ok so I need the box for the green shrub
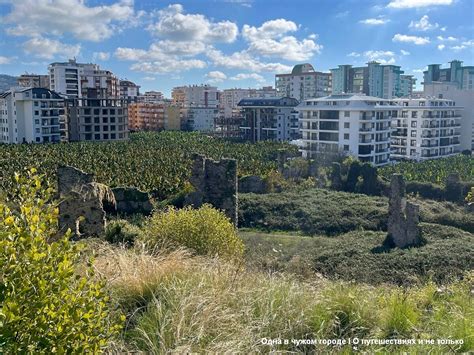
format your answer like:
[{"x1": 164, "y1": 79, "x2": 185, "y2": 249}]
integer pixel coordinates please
[
  {"x1": 140, "y1": 205, "x2": 244, "y2": 260},
  {"x1": 0, "y1": 169, "x2": 123, "y2": 353},
  {"x1": 105, "y1": 219, "x2": 142, "y2": 246}
]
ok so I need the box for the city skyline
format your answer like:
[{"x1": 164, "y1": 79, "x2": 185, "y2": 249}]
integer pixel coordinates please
[{"x1": 0, "y1": 0, "x2": 473, "y2": 96}]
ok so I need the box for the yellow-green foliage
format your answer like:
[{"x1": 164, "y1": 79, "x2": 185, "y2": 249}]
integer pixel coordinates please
[
  {"x1": 0, "y1": 169, "x2": 123, "y2": 353},
  {"x1": 466, "y1": 187, "x2": 474, "y2": 204},
  {"x1": 140, "y1": 205, "x2": 244, "y2": 260}
]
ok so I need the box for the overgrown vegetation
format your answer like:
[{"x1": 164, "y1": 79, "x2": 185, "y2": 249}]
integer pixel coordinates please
[
  {"x1": 0, "y1": 170, "x2": 122, "y2": 353},
  {"x1": 0, "y1": 131, "x2": 297, "y2": 198},
  {"x1": 93, "y1": 243, "x2": 473, "y2": 353},
  {"x1": 239, "y1": 188, "x2": 474, "y2": 235},
  {"x1": 379, "y1": 155, "x2": 473, "y2": 185}
]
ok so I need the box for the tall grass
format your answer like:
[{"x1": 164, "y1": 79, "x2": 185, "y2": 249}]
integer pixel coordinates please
[{"x1": 91, "y1": 243, "x2": 473, "y2": 353}]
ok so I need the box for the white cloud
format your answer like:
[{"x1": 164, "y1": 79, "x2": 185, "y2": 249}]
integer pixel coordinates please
[
  {"x1": 0, "y1": 56, "x2": 14, "y2": 64},
  {"x1": 412, "y1": 68, "x2": 426, "y2": 73},
  {"x1": 347, "y1": 52, "x2": 361, "y2": 57},
  {"x1": 4, "y1": 0, "x2": 136, "y2": 42},
  {"x1": 392, "y1": 34, "x2": 430, "y2": 45},
  {"x1": 364, "y1": 50, "x2": 396, "y2": 64},
  {"x1": 400, "y1": 49, "x2": 410, "y2": 55},
  {"x1": 93, "y1": 52, "x2": 110, "y2": 61},
  {"x1": 207, "y1": 49, "x2": 292, "y2": 73},
  {"x1": 437, "y1": 44, "x2": 445, "y2": 50},
  {"x1": 242, "y1": 19, "x2": 321, "y2": 61},
  {"x1": 450, "y1": 40, "x2": 474, "y2": 51},
  {"x1": 387, "y1": 0, "x2": 453, "y2": 9},
  {"x1": 148, "y1": 4, "x2": 238, "y2": 43},
  {"x1": 206, "y1": 71, "x2": 227, "y2": 83},
  {"x1": 130, "y1": 59, "x2": 206, "y2": 74},
  {"x1": 409, "y1": 15, "x2": 439, "y2": 31},
  {"x1": 142, "y1": 76, "x2": 156, "y2": 81},
  {"x1": 359, "y1": 17, "x2": 390, "y2": 25},
  {"x1": 437, "y1": 35, "x2": 458, "y2": 42},
  {"x1": 22, "y1": 36, "x2": 80, "y2": 59},
  {"x1": 230, "y1": 73, "x2": 265, "y2": 83},
  {"x1": 440, "y1": 26, "x2": 447, "y2": 31}
]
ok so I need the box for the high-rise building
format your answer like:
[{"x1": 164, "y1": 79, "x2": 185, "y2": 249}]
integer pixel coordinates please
[
  {"x1": 391, "y1": 98, "x2": 462, "y2": 160},
  {"x1": 17, "y1": 74, "x2": 50, "y2": 89},
  {"x1": 182, "y1": 107, "x2": 219, "y2": 132},
  {"x1": 275, "y1": 64, "x2": 331, "y2": 101},
  {"x1": 138, "y1": 91, "x2": 165, "y2": 104},
  {"x1": 238, "y1": 97, "x2": 300, "y2": 142},
  {"x1": 220, "y1": 87, "x2": 276, "y2": 118},
  {"x1": 171, "y1": 85, "x2": 219, "y2": 108},
  {"x1": 49, "y1": 59, "x2": 119, "y2": 99},
  {"x1": 66, "y1": 96, "x2": 128, "y2": 142},
  {"x1": 119, "y1": 80, "x2": 140, "y2": 103},
  {"x1": 424, "y1": 82, "x2": 474, "y2": 150},
  {"x1": 331, "y1": 62, "x2": 404, "y2": 99},
  {"x1": 424, "y1": 60, "x2": 474, "y2": 90},
  {"x1": 0, "y1": 87, "x2": 65, "y2": 144},
  {"x1": 400, "y1": 75, "x2": 417, "y2": 97},
  {"x1": 298, "y1": 94, "x2": 392, "y2": 166}
]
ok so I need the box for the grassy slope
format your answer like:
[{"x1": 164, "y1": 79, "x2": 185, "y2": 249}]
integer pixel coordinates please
[
  {"x1": 239, "y1": 189, "x2": 474, "y2": 235},
  {"x1": 240, "y1": 223, "x2": 474, "y2": 285},
  {"x1": 90, "y1": 243, "x2": 473, "y2": 353}
]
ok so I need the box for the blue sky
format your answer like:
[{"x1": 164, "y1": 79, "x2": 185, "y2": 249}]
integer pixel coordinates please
[{"x1": 0, "y1": 0, "x2": 473, "y2": 96}]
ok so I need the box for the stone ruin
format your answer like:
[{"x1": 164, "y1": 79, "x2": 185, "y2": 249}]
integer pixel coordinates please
[
  {"x1": 445, "y1": 172, "x2": 463, "y2": 203},
  {"x1": 112, "y1": 187, "x2": 153, "y2": 215},
  {"x1": 57, "y1": 166, "x2": 116, "y2": 238},
  {"x1": 184, "y1": 154, "x2": 238, "y2": 225},
  {"x1": 387, "y1": 174, "x2": 422, "y2": 248}
]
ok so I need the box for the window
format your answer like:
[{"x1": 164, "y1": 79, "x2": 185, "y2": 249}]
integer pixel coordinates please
[
  {"x1": 344, "y1": 145, "x2": 349, "y2": 151},
  {"x1": 35, "y1": 111, "x2": 39, "y2": 116},
  {"x1": 411, "y1": 111, "x2": 417, "y2": 118},
  {"x1": 34, "y1": 101, "x2": 38, "y2": 106},
  {"x1": 344, "y1": 111, "x2": 350, "y2": 117},
  {"x1": 95, "y1": 134, "x2": 100, "y2": 140},
  {"x1": 102, "y1": 109, "x2": 108, "y2": 115},
  {"x1": 344, "y1": 133, "x2": 350, "y2": 140},
  {"x1": 94, "y1": 109, "x2": 100, "y2": 115},
  {"x1": 85, "y1": 133, "x2": 92, "y2": 140},
  {"x1": 111, "y1": 133, "x2": 116, "y2": 139},
  {"x1": 102, "y1": 117, "x2": 108, "y2": 123},
  {"x1": 411, "y1": 130, "x2": 416, "y2": 137},
  {"x1": 84, "y1": 108, "x2": 91, "y2": 115},
  {"x1": 344, "y1": 122, "x2": 350, "y2": 128},
  {"x1": 410, "y1": 139, "x2": 416, "y2": 146},
  {"x1": 35, "y1": 119, "x2": 39, "y2": 125},
  {"x1": 94, "y1": 117, "x2": 100, "y2": 123},
  {"x1": 94, "y1": 126, "x2": 100, "y2": 132},
  {"x1": 103, "y1": 133, "x2": 109, "y2": 140},
  {"x1": 411, "y1": 121, "x2": 417, "y2": 128},
  {"x1": 84, "y1": 117, "x2": 91, "y2": 124}
]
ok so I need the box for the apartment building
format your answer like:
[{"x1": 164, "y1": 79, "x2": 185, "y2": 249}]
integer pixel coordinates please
[
  {"x1": 184, "y1": 107, "x2": 219, "y2": 132},
  {"x1": 138, "y1": 91, "x2": 165, "y2": 104},
  {"x1": 17, "y1": 74, "x2": 50, "y2": 89},
  {"x1": 66, "y1": 96, "x2": 128, "y2": 142},
  {"x1": 424, "y1": 60, "x2": 474, "y2": 90},
  {"x1": 49, "y1": 59, "x2": 119, "y2": 99},
  {"x1": 171, "y1": 85, "x2": 219, "y2": 108},
  {"x1": 238, "y1": 97, "x2": 300, "y2": 142},
  {"x1": 400, "y1": 75, "x2": 417, "y2": 97},
  {"x1": 275, "y1": 64, "x2": 331, "y2": 102},
  {"x1": 0, "y1": 87, "x2": 65, "y2": 144},
  {"x1": 424, "y1": 82, "x2": 473, "y2": 150},
  {"x1": 298, "y1": 94, "x2": 392, "y2": 166},
  {"x1": 331, "y1": 62, "x2": 404, "y2": 99},
  {"x1": 220, "y1": 87, "x2": 276, "y2": 117},
  {"x1": 128, "y1": 102, "x2": 180, "y2": 131},
  {"x1": 119, "y1": 80, "x2": 140, "y2": 103},
  {"x1": 391, "y1": 98, "x2": 461, "y2": 160}
]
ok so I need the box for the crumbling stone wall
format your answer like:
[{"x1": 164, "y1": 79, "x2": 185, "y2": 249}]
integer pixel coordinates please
[
  {"x1": 185, "y1": 154, "x2": 238, "y2": 225},
  {"x1": 57, "y1": 166, "x2": 115, "y2": 238},
  {"x1": 387, "y1": 174, "x2": 422, "y2": 248},
  {"x1": 239, "y1": 175, "x2": 267, "y2": 194},
  {"x1": 112, "y1": 187, "x2": 153, "y2": 215},
  {"x1": 445, "y1": 173, "x2": 463, "y2": 203}
]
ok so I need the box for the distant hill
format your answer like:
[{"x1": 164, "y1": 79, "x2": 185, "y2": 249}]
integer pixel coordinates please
[{"x1": 0, "y1": 74, "x2": 18, "y2": 93}]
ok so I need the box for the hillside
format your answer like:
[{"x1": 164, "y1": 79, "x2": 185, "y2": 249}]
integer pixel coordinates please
[{"x1": 0, "y1": 74, "x2": 17, "y2": 92}]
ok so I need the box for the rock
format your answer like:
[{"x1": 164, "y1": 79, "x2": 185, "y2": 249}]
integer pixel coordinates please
[
  {"x1": 112, "y1": 187, "x2": 153, "y2": 215},
  {"x1": 387, "y1": 174, "x2": 422, "y2": 248},
  {"x1": 184, "y1": 154, "x2": 238, "y2": 225}
]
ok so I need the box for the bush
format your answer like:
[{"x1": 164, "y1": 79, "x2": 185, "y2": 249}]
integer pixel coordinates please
[
  {"x1": 105, "y1": 219, "x2": 142, "y2": 246},
  {"x1": 140, "y1": 205, "x2": 244, "y2": 260},
  {"x1": 0, "y1": 169, "x2": 122, "y2": 353}
]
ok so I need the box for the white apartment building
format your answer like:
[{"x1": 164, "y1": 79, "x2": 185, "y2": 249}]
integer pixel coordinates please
[
  {"x1": 49, "y1": 59, "x2": 119, "y2": 99},
  {"x1": 400, "y1": 75, "x2": 416, "y2": 97},
  {"x1": 276, "y1": 64, "x2": 331, "y2": 102},
  {"x1": 172, "y1": 85, "x2": 219, "y2": 108},
  {"x1": 138, "y1": 91, "x2": 165, "y2": 104},
  {"x1": 0, "y1": 87, "x2": 65, "y2": 144},
  {"x1": 119, "y1": 80, "x2": 140, "y2": 103},
  {"x1": 184, "y1": 107, "x2": 219, "y2": 132},
  {"x1": 424, "y1": 81, "x2": 474, "y2": 151},
  {"x1": 298, "y1": 94, "x2": 392, "y2": 166},
  {"x1": 391, "y1": 98, "x2": 462, "y2": 160}
]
